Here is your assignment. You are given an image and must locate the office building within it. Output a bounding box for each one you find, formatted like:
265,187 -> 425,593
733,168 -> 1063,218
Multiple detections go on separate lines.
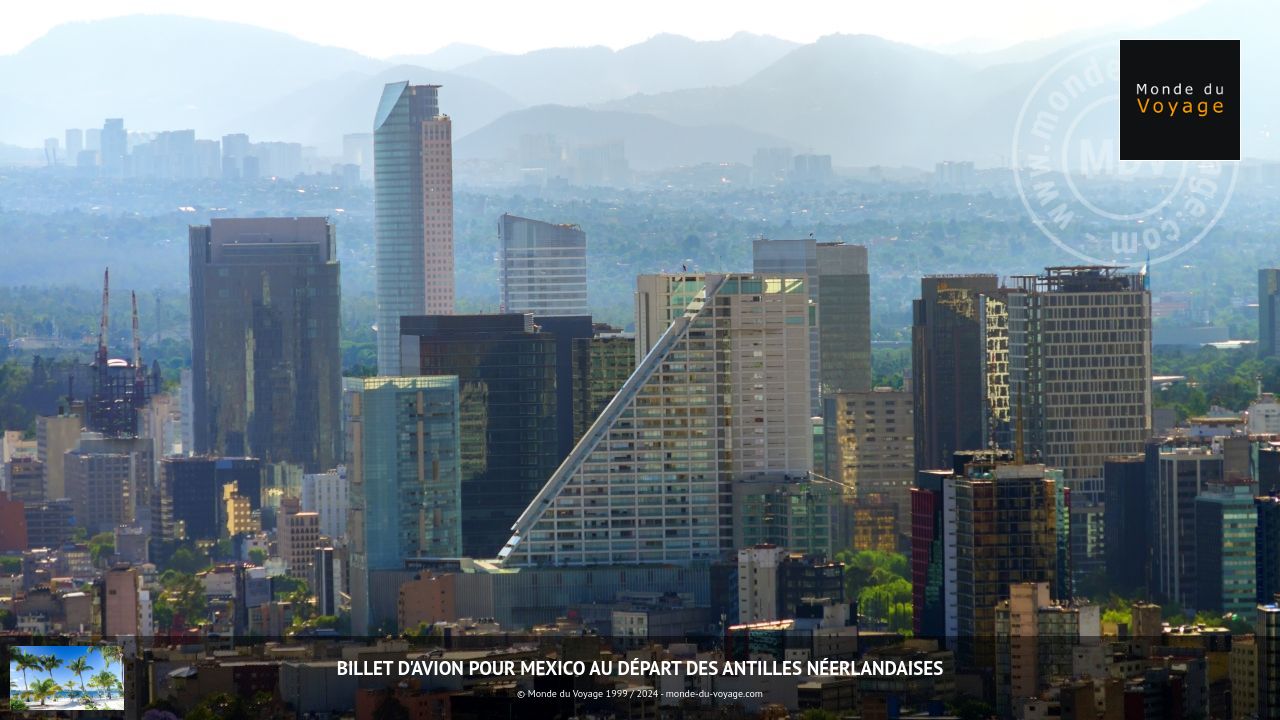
570,326 -> 635,444
314,547 -> 337,617
753,239 -> 871,412
65,129 -> 83,159
498,214 -> 588,317
1195,484 -> 1257,614
373,82 -> 454,373
733,474 -> 835,558
955,461 -> 1062,668
24,499 -> 74,549
994,582 -> 1101,718
278,507 -> 321,579
1260,497 -> 1280,604
158,457 -> 262,541
530,315 -> 596,460
498,273 -> 812,567
1152,446 -> 1223,607
100,118 -> 127,177
911,451 -> 1064,664
738,544 -> 787,624
824,388 -> 914,541
102,565 -> 143,637
399,315 -> 560,557
301,468 -> 348,541
1007,267 -> 1152,505
1262,269 -> 1280,358
189,217 -> 342,472
345,376 -> 462,635
0,491 -> 27,552
37,412 -> 81,500
1259,603 -> 1280,719
87,272 -> 160,439
5,457 -> 44,503
1103,454 -> 1149,594
64,449 -> 137,533
912,275 -> 1001,472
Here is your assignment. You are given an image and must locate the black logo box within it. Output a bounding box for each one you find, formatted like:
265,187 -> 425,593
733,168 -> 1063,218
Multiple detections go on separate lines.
1120,39 -> 1240,161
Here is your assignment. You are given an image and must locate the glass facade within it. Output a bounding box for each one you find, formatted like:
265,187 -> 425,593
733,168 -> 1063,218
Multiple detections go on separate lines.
374,82 -> 454,374
499,214 -> 588,317
345,376 -> 461,635
189,218 -> 342,473
501,273 -> 812,567
399,316 -> 559,558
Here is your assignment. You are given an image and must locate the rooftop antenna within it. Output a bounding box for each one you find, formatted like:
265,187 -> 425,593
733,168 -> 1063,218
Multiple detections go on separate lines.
131,291 -> 143,386
97,268 -> 110,367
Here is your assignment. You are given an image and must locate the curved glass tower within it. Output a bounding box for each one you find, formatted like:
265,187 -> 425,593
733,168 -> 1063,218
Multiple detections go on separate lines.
374,82 -> 454,374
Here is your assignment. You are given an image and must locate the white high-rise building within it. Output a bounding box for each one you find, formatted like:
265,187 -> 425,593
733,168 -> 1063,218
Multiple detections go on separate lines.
373,82 -> 454,374
301,467 -> 348,540
738,544 -> 787,624
498,273 -> 813,566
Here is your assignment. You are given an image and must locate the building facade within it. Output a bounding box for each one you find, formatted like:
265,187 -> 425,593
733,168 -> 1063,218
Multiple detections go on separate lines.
399,314 -> 560,558
498,213 -> 588,317
373,82 -> 454,374
189,217 -> 342,472
912,275 -> 1001,472
499,273 -> 812,566
345,376 -> 462,635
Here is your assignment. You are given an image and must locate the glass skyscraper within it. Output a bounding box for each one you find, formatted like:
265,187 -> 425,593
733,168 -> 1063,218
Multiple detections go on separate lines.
345,376 -> 461,635
399,315 -> 560,558
499,213 -> 588,317
188,217 -> 342,473
374,82 -> 454,375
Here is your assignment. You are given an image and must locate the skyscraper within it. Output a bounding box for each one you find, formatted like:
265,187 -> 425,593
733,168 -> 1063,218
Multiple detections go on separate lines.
399,315 -> 560,557
753,239 -> 871,412
1007,267 -> 1152,505
100,118 -> 127,177
374,82 -> 454,374
1262,269 -> 1280,358
570,326 -> 635,445
912,275 -> 1001,472
825,388 -> 915,543
1102,454 -> 1149,594
1194,483 -> 1257,614
189,217 -> 342,472
345,376 -> 461,635
499,214 -> 588,317
1151,445 -> 1223,607
498,273 -> 812,567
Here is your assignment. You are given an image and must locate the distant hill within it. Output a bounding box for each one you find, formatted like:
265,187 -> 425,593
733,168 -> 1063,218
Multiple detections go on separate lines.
389,43 -> 502,71
450,32 -> 798,106
599,34 -> 979,167
0,15 -> 387,144
230,65 -> 522,151
454,105 -> 789,171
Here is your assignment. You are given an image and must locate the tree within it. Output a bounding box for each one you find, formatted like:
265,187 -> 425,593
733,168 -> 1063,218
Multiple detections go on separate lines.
248,548 -> 267,566
12,649 -> 40,696
90,671 -> 119,700
88,532 -> 115,567
67,656 -> 90,696
40,653 -> 62,681
28,678 -> 60,707
98,645 -> 123,674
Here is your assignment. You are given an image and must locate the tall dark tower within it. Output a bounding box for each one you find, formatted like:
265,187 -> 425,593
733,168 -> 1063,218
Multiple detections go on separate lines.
189,218 -> 342,472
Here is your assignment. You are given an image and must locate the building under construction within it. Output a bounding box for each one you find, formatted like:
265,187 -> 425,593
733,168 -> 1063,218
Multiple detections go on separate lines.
86,269 -> 161,437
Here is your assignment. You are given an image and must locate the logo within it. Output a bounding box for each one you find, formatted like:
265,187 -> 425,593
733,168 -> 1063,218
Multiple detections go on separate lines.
1012,42 -> 1237,267
1120,40 -> 1240,161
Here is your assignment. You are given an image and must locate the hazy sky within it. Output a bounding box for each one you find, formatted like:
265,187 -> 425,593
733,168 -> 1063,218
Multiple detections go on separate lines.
2,0 -> 1211,57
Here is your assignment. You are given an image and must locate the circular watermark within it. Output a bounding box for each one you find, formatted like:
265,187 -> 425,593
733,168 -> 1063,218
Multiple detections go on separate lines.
1012,42 -> 1236,266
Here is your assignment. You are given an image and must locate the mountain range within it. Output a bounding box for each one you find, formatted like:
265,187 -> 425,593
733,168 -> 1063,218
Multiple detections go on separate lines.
1,1 -> 1277,168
